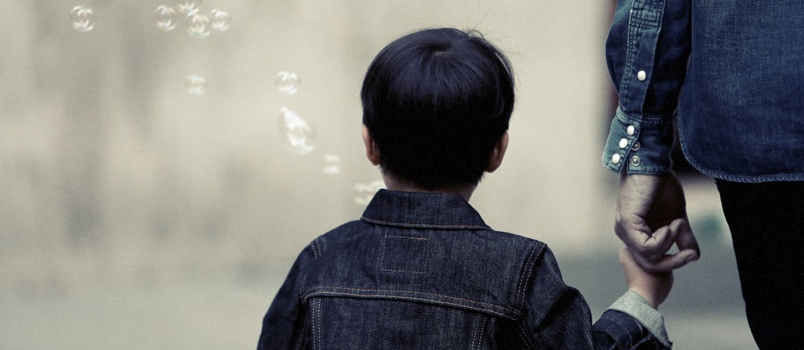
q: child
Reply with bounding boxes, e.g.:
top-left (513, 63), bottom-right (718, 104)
top-left (258, 28), bottom-right (674, 349)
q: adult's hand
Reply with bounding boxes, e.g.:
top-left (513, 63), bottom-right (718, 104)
top-left (615, 172), bottom-right (700, 273)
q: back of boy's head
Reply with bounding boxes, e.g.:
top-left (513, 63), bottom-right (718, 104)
top-left (361, 28), bottom-right (515, 190)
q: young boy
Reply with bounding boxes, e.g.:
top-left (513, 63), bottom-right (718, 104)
top-left (258, 28), bottom-right (674, 349)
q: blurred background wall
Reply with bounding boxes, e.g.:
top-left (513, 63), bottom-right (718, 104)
top-left (0, 0), bottom-right (755, 349)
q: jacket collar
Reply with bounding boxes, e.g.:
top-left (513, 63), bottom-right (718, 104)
top-left (360, 189), bottom-right (489, 229)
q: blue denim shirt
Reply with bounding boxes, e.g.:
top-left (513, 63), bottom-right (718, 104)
top-left (258, 190), bottom-right (670, 349)
top-left (602, 0), bottom-right (804, 182)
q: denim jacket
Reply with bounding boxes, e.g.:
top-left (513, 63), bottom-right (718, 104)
top-left (602, 0), bottom-right (804, 182)
top-left (258, 190), bottom-right (670, 349)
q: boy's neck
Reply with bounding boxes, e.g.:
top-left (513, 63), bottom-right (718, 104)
top-left (382, 173), bottom-right (477, 202)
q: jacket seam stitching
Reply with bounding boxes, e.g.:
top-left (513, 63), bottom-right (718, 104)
top-left (516, 243), bottom-right (544, 308)
top-left (306, 286), bottom-right (517, 312)
top-left (305, 290), bottom-right (515, 318)
top-left (516, 323), bottom-right (537, 350)
top-left (361, 216), bottom-right (488, 229)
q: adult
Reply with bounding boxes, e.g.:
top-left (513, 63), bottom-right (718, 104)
top-left (602, 1), bottom-right (804, 348)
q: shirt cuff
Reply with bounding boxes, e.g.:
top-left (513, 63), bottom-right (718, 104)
top-left (601, 107), bottom-right (675, 175)
top-left (608, 290), bottom-right (671, 348)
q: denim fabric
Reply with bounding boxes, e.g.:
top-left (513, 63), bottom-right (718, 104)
top-left (258, 190), bottom-right (669, 349)
top-left (602, 0), bottom-right (804, 182)
top-left (602, 0), bottom-right (690, 175)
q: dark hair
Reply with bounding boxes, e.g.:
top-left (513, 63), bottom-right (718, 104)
top-left (361, 28), bottom-right (515, 189)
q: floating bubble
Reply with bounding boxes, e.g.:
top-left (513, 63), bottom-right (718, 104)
top-left (276, 71), bottom-right (300, 95)
top-left (280, 108), bottom-right (314, 155)
top-left (209, 9), bottom-right (230, 32)
top-left (155, 5), bottom-right (178, 31)
top-left (186, 13), bottom-right (211, 39)
top-left (353, 181), bottom-right (384, 205)
top-left (70, 6), bottom-right (96, 32)
top-left (322, 154), bottom-right (342, 175)
top-left (186, 75), bottom-right (207, 95)
top-left (174, 0), bottom-right (202, 15)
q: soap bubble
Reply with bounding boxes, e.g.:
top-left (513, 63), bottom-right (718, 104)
top-left (276, 71), bottom-right (300, 95)
top-left (209, 9), bottom-right (230, 32)
top-left (353, 181), bottom-right (384, 205)
top-left (70, 6), bottom-right (96, 32)
top-left (322, 154), bottom-right (342, 175)
top-left (174, 0), bottom-right (202, 15)
top-left (279, 108), bottom-right (314, 155)
top-left (186, 13), bottom-right (211, 39)
top-left (155, 5), bottom-right (178, 31)
top-left (186, 75), bottom-right (207, 95)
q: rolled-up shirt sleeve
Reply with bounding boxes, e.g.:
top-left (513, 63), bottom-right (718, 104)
top-left (602, 0), bottom-right (692, 174)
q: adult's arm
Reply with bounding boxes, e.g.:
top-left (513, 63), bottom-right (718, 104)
top-left (602, 0), bottom-right (699, 272)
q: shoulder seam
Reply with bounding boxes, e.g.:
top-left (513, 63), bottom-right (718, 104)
top-left (516, 242), bottom-right (545, 309)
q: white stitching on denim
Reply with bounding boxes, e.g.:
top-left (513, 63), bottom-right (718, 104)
top-left (517, 323), bottom-right (537, 350)
top-left (379, 234), bottom-right (429, 274)
top-left (316, 299), bottom-right (322, 350)
top-left (516, 243), bottom-right (539, 307)
top-left (481, 315), bottom-right (489, 349)
top-left (306, 286), bottom-right (518, 315)
top-left (522, 244), bottom-right (546, 307)
top-left (475, 315), bottom-right (488, 349)
top-left (361, 216), bottom-right (488, 229)
top-left (309, 299), bottom-right (317, 350)
top-left (470, 315), bottom-right (480, 350)
top-left (385, 235), bottom-right (428, 241)
top-left (306, 291), bottom-right (513, 318)
top-left (311, 238), bottom-right (322, 258)
top-left (379, 268), bottom-right (428, 274)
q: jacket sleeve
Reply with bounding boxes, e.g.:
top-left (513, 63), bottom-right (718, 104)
top-left (593, 292), bottom-right (672, 349)
top-left (602, 0), bottom-right (692, 175)
top-left (518, 246), bottom-right (670, 349)
top-left (257, 243), bottom-right (317, 350)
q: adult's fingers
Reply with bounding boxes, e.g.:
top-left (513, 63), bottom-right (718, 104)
top-left (674, 217), bottom-right (701, 261)
top-left (623, 219), bottom-right (698, 273)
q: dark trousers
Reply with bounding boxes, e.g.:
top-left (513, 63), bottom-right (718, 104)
top-left (716, 180), bottom-right (804, 350)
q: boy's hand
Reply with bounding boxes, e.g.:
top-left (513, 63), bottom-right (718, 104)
top-left (619, 248), bottom-right (673, 309)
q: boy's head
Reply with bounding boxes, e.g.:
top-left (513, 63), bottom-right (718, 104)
top-left (361, 28), bottom-right (515, 190)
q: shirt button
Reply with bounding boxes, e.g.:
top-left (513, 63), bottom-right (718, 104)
top-left (632, 141), bottom-right (641, 151)
top-left (627, 125), bottom-right (635, 136)
top-left (612, 153), bottom-right (621, 164)
top-left (637, 70), bottom-right (647, 81)
top-left (630, 155), bottom-right (641, 167)
top-left (619, 138), bottom-right (628, 149)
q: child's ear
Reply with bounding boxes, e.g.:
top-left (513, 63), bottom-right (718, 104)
top-left (486, 132), bottom-right (509, 173)
top-left (362, 125), bottom-right (381, 166)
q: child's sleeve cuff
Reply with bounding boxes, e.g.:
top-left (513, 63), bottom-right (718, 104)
top-left (608, 290), bottom-right (671, 348)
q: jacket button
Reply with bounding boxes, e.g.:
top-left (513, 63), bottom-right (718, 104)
top-left (619, 138), bottom-right (628, 149)
top-left (612, 153), bottom-right (621, 164)
top-left (632, 141), bottom-right (641, 151)
top-left (630, 155), bottom-right (641, 167)
top-left (637, 70), bottom-right (647, 81)
top-left (627, 125), bottom-right (635, 136)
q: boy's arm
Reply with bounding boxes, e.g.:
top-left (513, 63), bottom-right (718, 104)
top-left (257, 244), bottom-right (317, 350)
top-left (519, 246), bottom-right (670, 349)
top-left (593, 248), bottom-right (673, 348)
